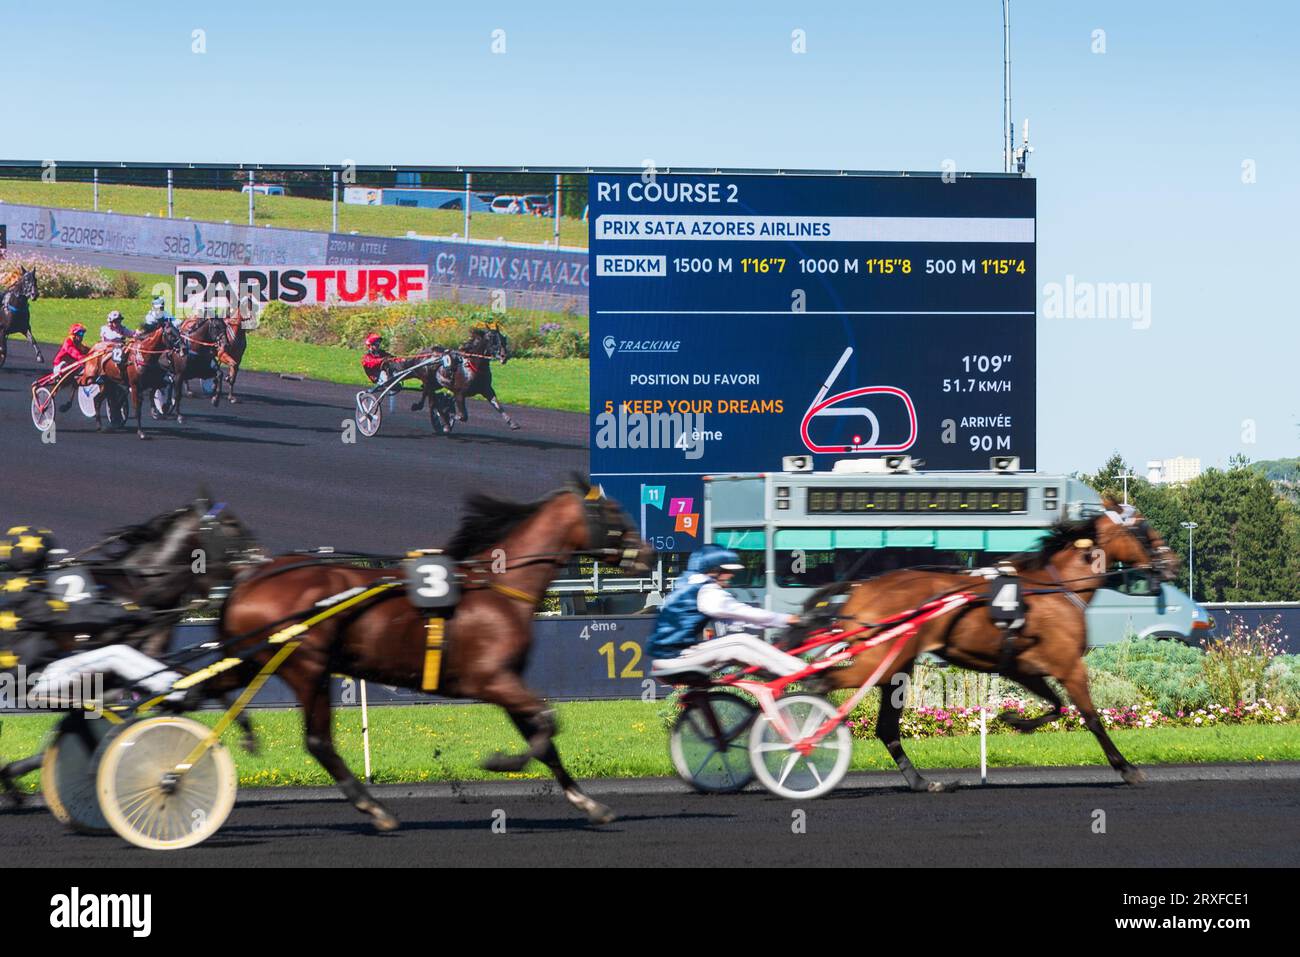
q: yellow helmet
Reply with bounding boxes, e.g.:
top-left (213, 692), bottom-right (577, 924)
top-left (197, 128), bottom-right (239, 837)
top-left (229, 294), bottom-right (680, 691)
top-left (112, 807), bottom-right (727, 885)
top-left (0, 527), bottom-right (56, 572)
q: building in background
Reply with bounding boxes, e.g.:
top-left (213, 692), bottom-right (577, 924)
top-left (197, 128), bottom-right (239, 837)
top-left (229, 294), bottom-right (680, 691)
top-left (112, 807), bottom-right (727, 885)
top-left (1146, 456), bottom-right (1202, 485)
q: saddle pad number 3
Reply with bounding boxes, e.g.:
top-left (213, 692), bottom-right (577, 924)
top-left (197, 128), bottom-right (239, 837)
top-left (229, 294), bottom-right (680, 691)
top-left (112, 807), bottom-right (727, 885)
top-left (988, 575), bottom-right (1025, 628)
top-left (404, 556), bottom-right (460, 609)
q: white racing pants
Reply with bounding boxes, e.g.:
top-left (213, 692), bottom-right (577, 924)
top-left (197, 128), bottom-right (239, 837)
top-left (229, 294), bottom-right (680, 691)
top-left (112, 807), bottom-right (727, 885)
top-left (31, 645), bottom-right (184, 704)
top-left (652, 633), bottom-right (806, 679)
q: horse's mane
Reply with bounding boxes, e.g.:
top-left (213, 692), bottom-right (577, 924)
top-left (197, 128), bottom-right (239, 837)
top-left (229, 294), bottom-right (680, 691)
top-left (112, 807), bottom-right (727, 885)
top-left (445, 492), bottom-right (551, 559)
top-left (106, 507), bottom-right (189, 551)
top-left (1016, 514), bottom-right (1099, 570)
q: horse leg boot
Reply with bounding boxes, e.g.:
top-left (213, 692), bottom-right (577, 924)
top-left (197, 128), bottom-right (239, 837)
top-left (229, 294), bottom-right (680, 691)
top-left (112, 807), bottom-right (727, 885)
top-left (487, 392), bottom-right (520, 430)
top-left (1060, 662), bottom-right (1144, 784)
top-left (302, 686), bottom-right (399, 830)
top-left (225, 364), bottom-right (239, 404)
top-left (507, 712), bottom-right (616, 825)
top-left (877, 688), bottom-right (958, 793)
top-left (998, 671), bottom-right (1068, 733)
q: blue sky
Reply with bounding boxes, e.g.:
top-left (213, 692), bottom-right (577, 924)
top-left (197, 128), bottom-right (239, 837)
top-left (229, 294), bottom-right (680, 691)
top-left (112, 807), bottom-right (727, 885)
top-left (10, 1), bottom-right (1298, 473)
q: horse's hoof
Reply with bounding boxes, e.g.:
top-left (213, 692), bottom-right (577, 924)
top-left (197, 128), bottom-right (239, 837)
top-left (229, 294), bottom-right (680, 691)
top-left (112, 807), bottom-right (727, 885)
top-left (998, 712), bottom-right (1036, 733)
top-left (509, 422), bottom-right (521, 430)
top-left (587, 802), bottom-right (616, 825)
top-left (176, 414), bottom-right (184, 425)
top-left (371, 809), bottom-right (400, 831)
top-left (1121, 766), bottom-right (1146, 785)
top-left (228, 396), bottom-right (238, 405)
top-left (137, 431), bottom-right (147, 440)
top-left (482, 752), bottom-right (529, 773)
top-left (357, 800), bottom-right (401, 831)
top-left (240, 737), bottom-right (260, 756)
top-left (927, 779), bottom-right (960, 793)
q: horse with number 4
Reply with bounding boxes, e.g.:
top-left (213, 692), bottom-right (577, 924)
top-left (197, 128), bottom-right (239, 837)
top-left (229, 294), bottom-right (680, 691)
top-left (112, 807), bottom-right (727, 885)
top-left (669, 500), bottom-right (1176, 799)
top-left (804, 499), bottom-right (1178, 792)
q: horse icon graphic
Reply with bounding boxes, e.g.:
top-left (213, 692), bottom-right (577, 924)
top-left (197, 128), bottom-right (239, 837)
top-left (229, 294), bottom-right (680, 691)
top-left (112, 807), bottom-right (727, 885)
top-left (799, 346), bottom-right (917, 454)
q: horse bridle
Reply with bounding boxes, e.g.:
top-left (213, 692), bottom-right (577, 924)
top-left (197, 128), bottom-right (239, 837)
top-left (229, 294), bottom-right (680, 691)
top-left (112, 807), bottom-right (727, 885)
top-left (578, 487), bottom-right (641, 568)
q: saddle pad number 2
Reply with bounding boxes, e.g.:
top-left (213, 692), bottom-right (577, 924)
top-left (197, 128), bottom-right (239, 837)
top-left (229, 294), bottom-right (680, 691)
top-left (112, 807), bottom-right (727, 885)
top-left (51, 569), bottom-right (95, 604)
top-left (404, 556), bottom-right (461, 609)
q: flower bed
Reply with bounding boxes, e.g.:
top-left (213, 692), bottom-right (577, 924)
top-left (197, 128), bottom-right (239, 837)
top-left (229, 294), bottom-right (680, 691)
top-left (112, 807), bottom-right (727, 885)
top-left (848, 697), bottom-right (1293, 739)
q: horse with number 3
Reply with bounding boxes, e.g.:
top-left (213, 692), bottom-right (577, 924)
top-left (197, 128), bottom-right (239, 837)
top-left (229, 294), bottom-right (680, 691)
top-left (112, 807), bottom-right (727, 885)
top-left (208, 479), bottom-right (653, 828)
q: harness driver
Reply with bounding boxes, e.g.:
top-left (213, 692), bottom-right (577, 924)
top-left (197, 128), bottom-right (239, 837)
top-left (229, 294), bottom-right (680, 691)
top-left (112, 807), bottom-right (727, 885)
top-left (0, 527), bottom-right (187, 709)
top-left (647, 544), bottom-right (804, 680)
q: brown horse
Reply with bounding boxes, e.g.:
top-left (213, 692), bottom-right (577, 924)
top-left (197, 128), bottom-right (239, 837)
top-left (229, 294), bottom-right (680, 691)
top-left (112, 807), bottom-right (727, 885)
top-left (211, 480), bottom-right (653, 828)
top-left (121, 324), bottom-right (187, 438)
top-left (807, 501), bottom-right (1176, 791)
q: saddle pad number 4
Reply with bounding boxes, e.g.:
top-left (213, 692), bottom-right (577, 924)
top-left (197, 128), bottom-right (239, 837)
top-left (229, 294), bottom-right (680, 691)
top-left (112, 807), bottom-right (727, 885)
top-left (988, 575), bottom-right (1025, 628)
top-left (404, 556), bottom-right (460, 609)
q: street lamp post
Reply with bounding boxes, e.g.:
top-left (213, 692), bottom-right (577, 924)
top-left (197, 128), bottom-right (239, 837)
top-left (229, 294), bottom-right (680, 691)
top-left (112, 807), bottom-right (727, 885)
top-left (1181, 521), bottom-right (1198, 599)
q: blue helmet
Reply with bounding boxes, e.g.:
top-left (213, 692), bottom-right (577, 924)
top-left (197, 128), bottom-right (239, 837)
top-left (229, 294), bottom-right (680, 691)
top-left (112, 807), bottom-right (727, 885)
top-left (687, 544), bottom-right (743, 574)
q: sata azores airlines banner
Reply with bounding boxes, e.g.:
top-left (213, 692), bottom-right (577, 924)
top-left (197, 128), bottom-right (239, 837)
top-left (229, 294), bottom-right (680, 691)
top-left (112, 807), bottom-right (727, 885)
top-left (0, 203), bottom-right (326, 264)
top-left (589, 173), bottom-right (1036, 549)
top-left (326, 233), bottom-right (589, 304)
top-left (177, 265), bottom-right (430, 309)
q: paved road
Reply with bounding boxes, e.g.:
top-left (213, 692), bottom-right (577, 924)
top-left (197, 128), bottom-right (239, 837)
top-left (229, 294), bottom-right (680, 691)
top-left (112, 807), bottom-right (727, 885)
top-left (6, 766), bottom-right (1298, 867)
top-left (0, 346), bottom-right (588, 553)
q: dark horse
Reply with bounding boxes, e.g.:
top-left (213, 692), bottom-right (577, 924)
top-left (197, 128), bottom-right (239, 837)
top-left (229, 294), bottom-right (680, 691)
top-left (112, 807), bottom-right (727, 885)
top-left (209, 479), bottom-right (652, 829)
top-left (0, 266), bottom-right (41, 369)
top-left (806, 501), bottom-right (1177, 792)
top-left (180, 297), bottom-right (250, 405)
top-left (409, 325), bottom-right (520, 433)
top-left (0, 497), bottom-right (264, 802)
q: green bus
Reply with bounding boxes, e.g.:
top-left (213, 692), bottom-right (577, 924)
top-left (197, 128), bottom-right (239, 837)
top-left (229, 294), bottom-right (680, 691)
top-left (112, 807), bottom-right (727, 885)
top-left (702, 456), bottom-right (1207, 646)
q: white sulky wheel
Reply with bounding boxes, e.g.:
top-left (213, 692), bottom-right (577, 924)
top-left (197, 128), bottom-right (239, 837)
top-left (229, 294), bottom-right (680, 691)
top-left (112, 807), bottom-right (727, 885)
top-left (31, 386), bottom-right (56, 432)
top-left (748, 694), bottom-right (852, 800)
top-left (96, 716), bottom-right (237, 851)
top-left (77, 383), bottom-right (100, 418)
top-left (153, 384), bottom-right (174, 417)
top-left (670, 691), bottom-right (758, 793)
top-left (41, 714), bottom-right (114, 833)
top-left (355, 391), bottom-right (382, 437)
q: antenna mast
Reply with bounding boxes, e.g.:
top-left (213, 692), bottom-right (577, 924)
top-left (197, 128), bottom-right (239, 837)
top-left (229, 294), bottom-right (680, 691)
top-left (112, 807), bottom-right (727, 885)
top-left (1002, 0), bottom-right (1012, 173)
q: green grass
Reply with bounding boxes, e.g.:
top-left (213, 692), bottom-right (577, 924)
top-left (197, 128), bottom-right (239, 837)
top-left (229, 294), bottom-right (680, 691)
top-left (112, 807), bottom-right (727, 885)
top-left (2, 702), bottom-right (1295, 793)
top-left (0, 180), bottom-right (589, 247)
top-left (25, 295), bottom-right (590, 414)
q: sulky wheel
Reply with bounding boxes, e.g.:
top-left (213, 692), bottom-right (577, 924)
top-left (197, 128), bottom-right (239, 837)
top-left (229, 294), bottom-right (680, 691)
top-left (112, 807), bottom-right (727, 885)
top-left (355, 391), bottom-right (382, 437)
top-left (670, 691), bottom-right (759, 793)
top-left (77, 383), bottom-right (100, 418)
top-left (31, 385), bottom-right (55, 431)
top-left (748, 694), bottom-right (852, 800)
top-left (95, 716), bottom-right (237, 851)
top-left (41, 712), bottom-right (115, 833)
top-left (152, 382), bottom-right (176, 417)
